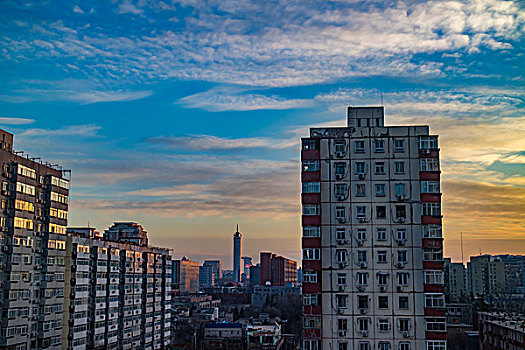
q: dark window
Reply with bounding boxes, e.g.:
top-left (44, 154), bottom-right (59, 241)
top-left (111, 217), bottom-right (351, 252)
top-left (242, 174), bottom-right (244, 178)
top-left (399, 297), bottom-right (409, 309)
top-left (376, 206), bottom-right (386, 219)
top-left (395, 205), bottom-right (406, 218)
top-left (358, 295), bottom-right (368, 309)
top-left (378, 296), bottom-right (389, 309)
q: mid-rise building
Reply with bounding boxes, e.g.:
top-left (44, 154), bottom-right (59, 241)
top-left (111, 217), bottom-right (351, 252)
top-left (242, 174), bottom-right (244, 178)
top-left (301, 107), bottom-right (446, 349)
top-left (200, 265), bottom-right (215, 288)
top-left (203, 260), bottom-right (222, 281)
top-left (260, 252), bottom-right (297, 287)
top-left (173, 257), bottom-right (199, 293)
top-left (495, 254), bottom-right (525, 293)
top-left (444, 258), bottom-right (466, 302)
top-left (0, 128), bottom-right (70, 350)
top-left (478, 312), bottom-right (525, 350)
top-left (467, 255), bottom-right (505, 298)
top-left (104, 222), bottom-right (148, 247)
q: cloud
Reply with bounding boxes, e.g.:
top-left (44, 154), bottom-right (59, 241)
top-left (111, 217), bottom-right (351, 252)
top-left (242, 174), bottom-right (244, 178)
top-left (0, 116), bottom-right (35, 125)
top-left (21, 124), bottom-right (101, 137)
top-left (73, 4), bottom-right (84, 14)
top-left (178, 88), bottom-right (313, 111)
top-left (147, 134), bottom-right (297, 150)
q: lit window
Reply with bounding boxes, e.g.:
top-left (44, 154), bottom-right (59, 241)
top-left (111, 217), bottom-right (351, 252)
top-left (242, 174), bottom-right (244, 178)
top-left (302, 182), bottom-right (320, 193)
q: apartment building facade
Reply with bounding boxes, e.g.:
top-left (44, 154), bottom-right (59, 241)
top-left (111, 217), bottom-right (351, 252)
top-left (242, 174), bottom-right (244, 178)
top-left (260, 252), bottom-right (298, 287)
top-left (444, 258), bottom-right (466, 302)
top-left (0, 128), bottom-right (70, 350)
top-left (301, 107), bottom-right (446, 350)
top-left (467, 255), bottom-right (505, 298)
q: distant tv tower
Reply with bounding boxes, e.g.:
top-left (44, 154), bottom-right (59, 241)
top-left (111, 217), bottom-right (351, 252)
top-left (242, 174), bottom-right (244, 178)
top-left (233, 225), bottom-right (242, 283)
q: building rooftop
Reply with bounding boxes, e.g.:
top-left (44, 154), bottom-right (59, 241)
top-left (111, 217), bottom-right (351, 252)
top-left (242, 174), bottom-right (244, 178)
top-left (480, 312), bottom-right (525, 333)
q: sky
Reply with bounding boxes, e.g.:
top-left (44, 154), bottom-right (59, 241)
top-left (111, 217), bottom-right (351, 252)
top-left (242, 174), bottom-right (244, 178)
top-left (0, 0), bottom-right (524, 268)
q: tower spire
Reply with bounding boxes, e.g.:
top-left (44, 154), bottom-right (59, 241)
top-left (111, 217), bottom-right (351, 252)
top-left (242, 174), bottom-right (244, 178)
top-left (236, 224), bottom-right (239, 232)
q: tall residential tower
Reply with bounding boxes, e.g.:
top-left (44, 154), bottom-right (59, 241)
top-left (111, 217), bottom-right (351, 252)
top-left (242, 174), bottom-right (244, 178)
top-left (301, 107), bottom-right (446, 350)
top-left (233, 225), bottom-right (242, 283)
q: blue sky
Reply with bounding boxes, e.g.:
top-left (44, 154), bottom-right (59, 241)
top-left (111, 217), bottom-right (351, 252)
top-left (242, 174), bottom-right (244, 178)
top-left (0, 0), bottom-right (524, 267)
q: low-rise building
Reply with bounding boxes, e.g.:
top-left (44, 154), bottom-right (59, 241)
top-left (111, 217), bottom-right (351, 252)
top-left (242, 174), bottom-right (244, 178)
top-left (479, 312), bottom-right (525, 350)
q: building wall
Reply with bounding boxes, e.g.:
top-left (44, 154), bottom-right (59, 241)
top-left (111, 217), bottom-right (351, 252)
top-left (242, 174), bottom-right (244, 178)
top-left (177, 259), bottom-right (200, 293)
top-left (301, 107), bottom-right (446, 349)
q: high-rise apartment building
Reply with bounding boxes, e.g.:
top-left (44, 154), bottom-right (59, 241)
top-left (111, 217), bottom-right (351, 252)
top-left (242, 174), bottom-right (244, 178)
top-left (301, 107), bottom-right (446, 350)
top-left (199, 265), bottom-right (215, 288)
top-left (467, 255), bottom-right (505, 298)
top-left (233, 226), bottom-right (242, 283)
top-left (104, 222), bottom-right (148, 247)
top-left (173, 257), bottom-right (199, 293)
top-left (0, 128), bottom-right (70, 350)
top-left (444, 258), bottom-right (466, 302)
top-left (260, 252), bottom-right (298, 287)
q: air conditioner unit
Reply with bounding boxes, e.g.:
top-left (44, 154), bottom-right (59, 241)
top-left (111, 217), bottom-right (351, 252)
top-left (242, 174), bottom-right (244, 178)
top-left (339, 262), bottom-right (347, 268)
top-left (358, 217), bottom-right (367, 223)
top-left (357, 239), bottom-right (364, 246)
top-left (397, 285), bottom-right (403, 292)
top-left (337, 218), bottom-right (346, 223)
top-left (380, 285), bottom-right (387, 292)
top-left (357, 286), bottom-right (365, 292)
top-left (336, 151), bottom-right (344, 158)
top-left (359, 308), bottom-right (368, 314)
top-left (396, 195), bottom-right (406, 201)
top-left (397, 217), bottom-right (406, 223)
top-left (35, 265), bottom-right (42, 270)
top-left (422, 149), bottom-right (431, 155)
top-left (0, 226), bottom-right (7, 232)
top-left (338, 330), bottom-right (346, 337)
top-left (358, 173), bottom-right (365, 180)
top-left (397, 262), bottom-right (405, 269)
top-left (338, 285), bottom-right (345, 291)
top-left (335, 173), bottom-right (344, 180)
top-left (0, 282), bottom-right (4, 288)
top-left (0, 263), bottom-right (5, 269)
top-left (403, 332), bottom-right (410, 338)
top-left (396, 239), bottom-right (406, 246)
top-left (32, 315), bottom-right (38, 320)
top-left (336, 239), bottom-right (346, 245)
top-left (362, 331), bottom-right (369, 337)
top-left (337, 308), bottom-right (345, 314)
top-left (338, 195), bottom-right (346, 201)
top-left (35, 248), bottom-right (43, 253)
top-left (360, 262), bottom-right (367, 269)
top-left (2, 246), bottom-right (9, 252)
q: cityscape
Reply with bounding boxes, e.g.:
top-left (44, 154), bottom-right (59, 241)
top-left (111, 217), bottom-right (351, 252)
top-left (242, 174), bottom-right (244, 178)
top-left (1, 0), bottom-right (524, 350)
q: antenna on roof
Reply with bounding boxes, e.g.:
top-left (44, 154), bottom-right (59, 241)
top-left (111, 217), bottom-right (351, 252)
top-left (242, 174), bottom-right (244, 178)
top-left (380, 92), bottom-right (383, 106)
top-left (461, 231), bottom-right (464, 265)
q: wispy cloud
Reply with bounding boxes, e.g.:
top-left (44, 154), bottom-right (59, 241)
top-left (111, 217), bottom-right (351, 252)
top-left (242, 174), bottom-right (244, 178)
top-left (21, 124), bottom-right (101, 137)
top-left (0, 116), bottom-right (35, 125)
top-left (147, 134), bottom-right (297, 150)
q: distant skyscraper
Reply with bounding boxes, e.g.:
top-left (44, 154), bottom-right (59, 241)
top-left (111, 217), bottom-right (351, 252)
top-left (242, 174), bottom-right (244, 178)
top-left (233, 225), bottom-right (242, 282)
top-left (242, 256), bottom-right (253, 280)
top-left (301, 107), bottom-right (446, 349)
top-left (203, 260), bottom-right (222, 281)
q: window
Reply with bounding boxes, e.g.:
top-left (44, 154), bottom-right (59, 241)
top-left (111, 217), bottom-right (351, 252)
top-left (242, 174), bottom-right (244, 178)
top-left (374, 139), bottom-right (385, 152)
top-left (396, 205), bottom-right (406, 219)
top-left (356, 228), bottom-right (366, 241)
top-left (50, 192), bottom-right (68, 204)
top-left (394, 161), bottom-right (405, 174)
top-left (426, 318), bottom-right (446, 332)
top-left (302, 204), bottom-right (319, 216)
top-left (357, 250), bottom-right (367, 263)
top-left (337, 273), bottom-right (346, 286)
top-left (426, 341), bottom-right (446, 350)
top-left (303, 271), bottom-right (318, 283)
top-left (303, 340), bottom-right (320, 350)
top-left (336, 207), bottom-right (346, 221)
top-left (302, 139), bottom-right (318, 150)
top-left (397, 272), bottom-right (409, 286)
top-left (357, 318), bottom-right (369, 331)
top-left (423, 203), bottom-right (441, 217)
top-left (399, 343), bottom-right (410, 350)
top-left (335, 140), bottom-right (346, 154)
top-left (355, 140), bottom-right (365, 153)
top-left (303, 248), bottom-right (320, 260)
top-left (375, 184), bottom-right (386, 197)
top-left (336, 294), bottom-right (348, 308)
top-left (421, 181), bottom-right (440, 194)
top-left (356, 272), bottom-right (368, 286)
top-left (17, 165), bottom-right (36, 179)
top-left (396, 229), bottom-right (407, 241)
top-left (355, 162), bottom-right (366, 174)
top-left (15, 199), bottom-right (34, 212)
top-left (336, 250), bottom-right (348, 264)
top-left (303, 226), bottom-right (320, 237)
top-left (422, 225), bottom-right (442, 238)
top-left (377, 251), bottom-right (387, 264)
top-left (338, 318), bottom-right (348, 331)
top-left (376, 206), bottom-right (386, 219)
top-left (356, 206), bottom-right (366, 219)
top-left (302, 160), bottom-right (319, 172)
top-left (378, 342), bottom-right (391, 350)
top-left (397, 251), bottom-right (408, 264)
top-left (378, 319), bottom-right (390, 332)
top-left (420, 158), bottom-right (440, 171)
top-left (399, 296), bottom-right (409, 309)
top-left (14, 217), bottom-right (33, 230)
top-left (303, 182), bottom-right (320, 193)
top-left (359, 342), bottom-right (370, 350)
top-left (423, 249), bottom-right (443, 261)
top-left (378, 296), bottom-right (388, 309)
top-left (376, 228), bottom-right (387, 241)
top-left (358, 295), bottom-right (368, 309)
top-left (377, 273), bottom-right (389, 286)
top-left (425, 294), bottom-right (445, 308)
top-left (424, 271), bottom-right (444, 285)
top-left (356, 184), bottom-right (366, 197)
top-left (335, 162), bottom-right (346, 177)
top-left (394, 139), bottom-right (405, 152)
top-left (375, 162), bottom-right (385, 175)
top-left (335, 184), bottom-right (347, 197)
top-left (303, 294), bottom-right (318, 305)
top-left (420, 136), bottom-right (438, 150)
top-left (336, 228), bottom-right (346, 241)
top-left (394, 183), bottom-right (406, 197)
